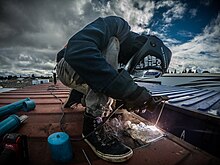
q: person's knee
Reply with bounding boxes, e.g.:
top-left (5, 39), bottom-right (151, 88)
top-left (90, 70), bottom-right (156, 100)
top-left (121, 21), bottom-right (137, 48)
top-left (56, 58), bottom-right (76, 87)
top-left (104, 37), bottom-right (120, 69)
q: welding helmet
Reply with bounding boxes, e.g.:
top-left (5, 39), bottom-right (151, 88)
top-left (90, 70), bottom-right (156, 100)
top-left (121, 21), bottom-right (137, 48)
top-left (124, 34), bottom-right (172, 78)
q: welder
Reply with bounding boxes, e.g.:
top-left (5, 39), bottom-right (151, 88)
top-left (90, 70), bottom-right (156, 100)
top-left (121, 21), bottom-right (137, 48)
top-left (56, 16), bottom-right (172, 162)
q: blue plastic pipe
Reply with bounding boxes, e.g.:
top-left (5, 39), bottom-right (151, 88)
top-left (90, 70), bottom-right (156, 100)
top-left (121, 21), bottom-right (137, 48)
top-left (0, 98), bottom-right (35, 117)
top-left (0, 115), bottom-right (21, 136)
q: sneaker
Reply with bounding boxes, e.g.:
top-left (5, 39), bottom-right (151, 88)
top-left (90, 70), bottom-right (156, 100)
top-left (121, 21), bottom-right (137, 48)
top-left (63, 89), bottom-right (84, 108)
top-left (82, 113), bottom-right (133, 162)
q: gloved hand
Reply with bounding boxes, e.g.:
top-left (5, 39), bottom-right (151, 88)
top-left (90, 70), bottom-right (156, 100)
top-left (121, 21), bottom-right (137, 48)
top-left (146, 95), bottom-right (169, 112)
top-left (123, 86), bottom-right (168, 112)
top-left (123, 86), bottom-right (152, 111)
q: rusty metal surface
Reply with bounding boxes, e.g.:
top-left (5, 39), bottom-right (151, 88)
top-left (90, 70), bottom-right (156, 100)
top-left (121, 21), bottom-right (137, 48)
top-left (0, 81), bottom-right (219, 164)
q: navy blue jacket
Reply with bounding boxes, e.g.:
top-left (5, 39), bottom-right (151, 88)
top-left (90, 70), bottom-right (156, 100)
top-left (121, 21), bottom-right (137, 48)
top-left (64, 16), bottom-right (139, 99)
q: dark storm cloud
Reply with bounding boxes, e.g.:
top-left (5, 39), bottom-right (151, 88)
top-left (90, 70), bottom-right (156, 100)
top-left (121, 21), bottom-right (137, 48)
top-left (0, 0), bottom-right (97, 49)
top-left (0, 0), bottom-right (156, 76)
top-left (0, 0), bottom-right (102, 76)
top-left (0, 0), bottom-right (219, 76)
top-left (0, 46), bottom-right (57, 75)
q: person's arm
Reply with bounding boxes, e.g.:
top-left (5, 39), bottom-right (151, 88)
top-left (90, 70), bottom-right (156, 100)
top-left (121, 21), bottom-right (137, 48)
top-left (64, 16), bottom-right (154, 110)
top-left (56, 47), bottom-right (65, 63)
top-left (64, 16), bottom-right (133, 94)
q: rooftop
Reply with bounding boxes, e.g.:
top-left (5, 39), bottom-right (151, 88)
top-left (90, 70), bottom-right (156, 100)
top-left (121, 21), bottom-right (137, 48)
top-left (0, 81), bottom-right (220, 164)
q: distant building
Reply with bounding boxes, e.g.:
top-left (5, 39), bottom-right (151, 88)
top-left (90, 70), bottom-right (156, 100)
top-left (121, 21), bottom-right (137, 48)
top-left (202, 70), bottom-right (210, 73)
top-left (32, 78), bottom-right (49, 85)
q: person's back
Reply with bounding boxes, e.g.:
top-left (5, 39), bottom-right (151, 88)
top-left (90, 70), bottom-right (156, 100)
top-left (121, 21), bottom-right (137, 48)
top-left (56, 15), bottom-right (172, 163)
top-left (64, 16), bottom-right (133, 93)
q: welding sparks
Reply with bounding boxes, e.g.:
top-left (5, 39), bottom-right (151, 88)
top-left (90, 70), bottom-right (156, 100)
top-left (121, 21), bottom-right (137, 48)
top-left (147, 125), bottom-right (160, 132)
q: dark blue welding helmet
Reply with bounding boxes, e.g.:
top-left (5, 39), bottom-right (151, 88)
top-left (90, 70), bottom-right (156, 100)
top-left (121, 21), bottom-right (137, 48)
top-left (124, 34), bottom-right (172, 78)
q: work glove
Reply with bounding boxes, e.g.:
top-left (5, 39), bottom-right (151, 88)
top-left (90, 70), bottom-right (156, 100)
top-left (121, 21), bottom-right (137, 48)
top-left (123, 86), bottom-right (168, 112)
top-left (103, 69), bottom-right (168, 112)
top-left (145, 95), bottom-right (169, 112)
top-left (123, 86), bottom-right (152, 111)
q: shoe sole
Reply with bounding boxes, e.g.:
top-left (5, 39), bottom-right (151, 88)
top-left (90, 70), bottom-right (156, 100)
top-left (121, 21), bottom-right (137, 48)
top-left (82, 134), bottom-right (133, 163)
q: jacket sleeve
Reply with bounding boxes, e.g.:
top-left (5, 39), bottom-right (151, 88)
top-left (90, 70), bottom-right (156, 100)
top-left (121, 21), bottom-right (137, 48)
top-left (56, 48), bottom-right (65, 63)
top-left (64, 16), bottom-right (138, 99)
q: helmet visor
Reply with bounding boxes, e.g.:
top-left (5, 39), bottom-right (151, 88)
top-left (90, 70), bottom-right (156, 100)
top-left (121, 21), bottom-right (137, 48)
top-left (130, 54), bottom-right (163, 78)
top-left (124, 35), bottom-right (172, 78)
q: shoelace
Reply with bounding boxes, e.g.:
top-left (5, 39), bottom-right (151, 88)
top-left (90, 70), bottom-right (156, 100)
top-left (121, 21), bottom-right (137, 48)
top-left (95, 119), bottom-right (119, 146)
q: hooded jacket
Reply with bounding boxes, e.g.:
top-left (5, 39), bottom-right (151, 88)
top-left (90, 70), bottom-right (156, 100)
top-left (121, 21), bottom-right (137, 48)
top-left (63, 16), bottom-right (140, 100)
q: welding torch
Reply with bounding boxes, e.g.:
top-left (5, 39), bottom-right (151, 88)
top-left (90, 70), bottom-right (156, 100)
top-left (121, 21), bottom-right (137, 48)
top-left (132, 95), bottom-right (169, 114)
top-left (134, 95), bottom-right (169, 126)
top-left (151, 95), bottom-right (169, 126)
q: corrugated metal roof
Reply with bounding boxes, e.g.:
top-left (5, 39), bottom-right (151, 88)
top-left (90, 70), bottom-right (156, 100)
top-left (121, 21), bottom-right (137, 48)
top-left (137, 82), bottom-right (220, 158)
top-left (0, 81), bottom-right (219, 164)
top-left (137, 82), bottom-right (220, 116)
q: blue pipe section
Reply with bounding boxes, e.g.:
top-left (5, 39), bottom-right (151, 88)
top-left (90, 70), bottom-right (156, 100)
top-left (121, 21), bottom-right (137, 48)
top-left (23, 99), bottom-right (36, 112)
top-left (0, 98), bottom-right (36, 117)
top-left (0, 115), bottom-right (21, 136)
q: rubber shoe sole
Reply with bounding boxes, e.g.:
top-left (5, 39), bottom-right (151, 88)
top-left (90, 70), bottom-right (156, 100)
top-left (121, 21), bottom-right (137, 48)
top-left (82, 134), bottom-right (133, 162)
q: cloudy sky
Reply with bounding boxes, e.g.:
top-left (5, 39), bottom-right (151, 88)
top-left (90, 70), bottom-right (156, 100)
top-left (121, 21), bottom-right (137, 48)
top-left (0, 0), bottom-right (219, 76)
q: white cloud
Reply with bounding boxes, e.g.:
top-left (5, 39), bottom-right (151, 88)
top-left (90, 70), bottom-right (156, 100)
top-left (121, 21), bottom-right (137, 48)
top-left (0, 0), bottom-right (219, 76)
top-left (92, 0), bottom-right (156, 33)
top-left (0, 0), bottom-right (157, 76)
top-left (156, 0), bottom-right (175, 8)
top-left (189, 8), bottom-right (197, 18)
top-left (156, 0), bottom-right (187, 24)
top-left (0, 46), bottom-right (57, 76)
top-left (169, 13), bottom-right (220, 73)
top-left (177, 30), bottom-right (194, 38)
